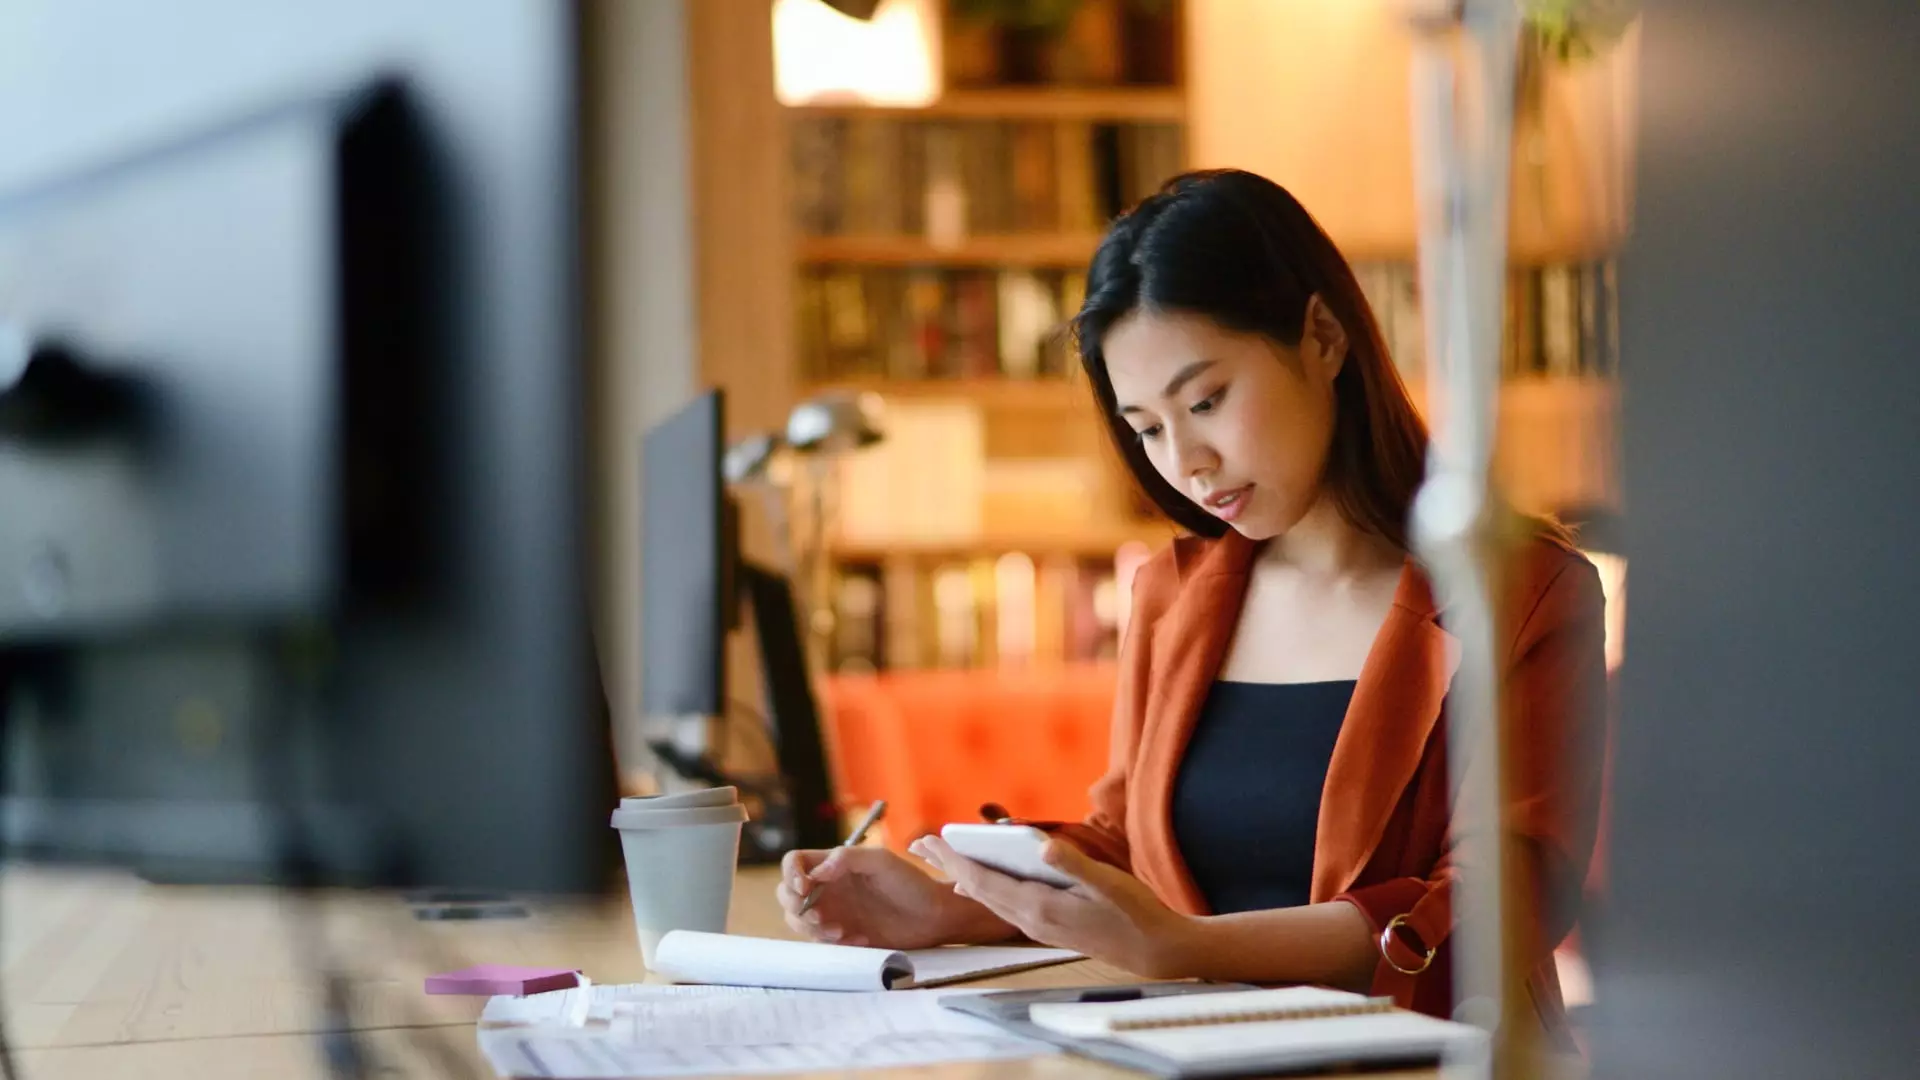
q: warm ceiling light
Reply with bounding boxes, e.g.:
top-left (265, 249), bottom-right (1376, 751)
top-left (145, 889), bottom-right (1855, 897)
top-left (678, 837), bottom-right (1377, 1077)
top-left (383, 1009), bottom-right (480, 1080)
top-left (772, 0), bottom-right (941, 108)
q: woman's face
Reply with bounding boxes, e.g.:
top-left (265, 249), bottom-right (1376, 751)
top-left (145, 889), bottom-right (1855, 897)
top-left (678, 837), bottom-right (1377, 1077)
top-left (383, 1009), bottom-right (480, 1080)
top-left (1102, 302), bottom-right (1347, 540)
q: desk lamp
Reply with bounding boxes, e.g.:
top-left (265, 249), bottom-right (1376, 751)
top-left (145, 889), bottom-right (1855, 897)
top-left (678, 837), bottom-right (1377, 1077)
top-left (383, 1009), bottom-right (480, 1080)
top-left (724, 391), bottom-right (884, 668)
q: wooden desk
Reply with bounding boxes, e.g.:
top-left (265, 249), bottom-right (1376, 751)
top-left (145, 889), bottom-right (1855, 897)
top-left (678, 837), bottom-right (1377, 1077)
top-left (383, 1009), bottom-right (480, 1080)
top-left (1, 866), bottom-right (1439, 1080)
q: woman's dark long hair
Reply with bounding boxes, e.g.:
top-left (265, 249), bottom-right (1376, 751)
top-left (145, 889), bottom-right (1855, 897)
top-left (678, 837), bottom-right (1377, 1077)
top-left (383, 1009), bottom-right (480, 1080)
top-left (1072, 169), bottom-right (1431, 551)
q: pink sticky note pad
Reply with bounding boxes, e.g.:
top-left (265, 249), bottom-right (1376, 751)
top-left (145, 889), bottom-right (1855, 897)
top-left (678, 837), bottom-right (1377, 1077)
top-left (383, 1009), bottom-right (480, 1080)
top-left (425, 965), bottom-right (582, 996)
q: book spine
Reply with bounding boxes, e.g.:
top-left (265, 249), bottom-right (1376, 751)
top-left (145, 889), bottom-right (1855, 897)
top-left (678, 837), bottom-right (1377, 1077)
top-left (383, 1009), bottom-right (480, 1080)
top-left (842, 117), bottom-right (885, 236)
top-left (905, 269), bottom-right (950, 379)
top-left (924, 123), bottom-right (968, 248)
top-left (1055, 121), bottom-right (1099, 233)
top-left (899, 123), bottom-right (928, 237)
top-left (795, 269), bottom-right (829, 382)
top-left (993, 552), bottom-right (1038, 669)
top-left (1090, 124), bottom-right (1126, 220)
top-left (821, 270), bottom-right (874, 380)
top-left (830, 564), bottom-right (885, 675)
top-left (1540, 263), bottom-right (1577, 377)
top-left (933, 563), bottom-right (978, 669)
top-left (953, 272), bottom-right (1000, 378)
top-left (791, 117), bottom-right (841, 236)
top-left (881, 556), bottom-right (923, 670)
top-left (870, 271), bottom-right (921, 380)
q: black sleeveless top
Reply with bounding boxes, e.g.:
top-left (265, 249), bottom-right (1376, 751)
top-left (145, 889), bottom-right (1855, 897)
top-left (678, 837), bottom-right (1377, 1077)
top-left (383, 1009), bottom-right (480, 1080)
top-left (1168, 680), bottom-right (1355, 914)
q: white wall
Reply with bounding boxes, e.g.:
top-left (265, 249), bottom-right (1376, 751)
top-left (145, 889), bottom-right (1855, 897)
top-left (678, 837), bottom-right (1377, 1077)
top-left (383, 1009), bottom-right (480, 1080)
top-left (583, 0), bottom-right (703, 781)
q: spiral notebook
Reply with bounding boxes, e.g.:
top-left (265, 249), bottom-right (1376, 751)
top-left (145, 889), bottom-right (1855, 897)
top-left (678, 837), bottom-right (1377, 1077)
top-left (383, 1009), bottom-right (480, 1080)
top-left (1025, 986), bottom-right (1484, 1079)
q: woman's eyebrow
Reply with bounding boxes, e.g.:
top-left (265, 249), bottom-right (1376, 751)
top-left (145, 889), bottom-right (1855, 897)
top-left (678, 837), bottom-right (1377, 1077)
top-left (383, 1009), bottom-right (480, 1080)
top-left (1117, 359), bottom-right (1218, 415)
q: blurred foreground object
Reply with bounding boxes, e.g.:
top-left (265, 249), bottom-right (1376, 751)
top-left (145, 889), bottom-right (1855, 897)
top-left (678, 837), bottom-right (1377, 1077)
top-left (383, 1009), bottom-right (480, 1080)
top-left (1588, 3), bottom-right (1920, 1078)
top-left (0, 1), bottom-right (607, 893)
top-left (1405, 1), bottom-right (1537, 1076)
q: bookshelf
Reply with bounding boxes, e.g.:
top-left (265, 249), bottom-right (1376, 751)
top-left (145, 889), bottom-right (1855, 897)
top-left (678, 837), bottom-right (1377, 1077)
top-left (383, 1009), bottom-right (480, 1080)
top-left (784, 0), bottom-right (1187, 674)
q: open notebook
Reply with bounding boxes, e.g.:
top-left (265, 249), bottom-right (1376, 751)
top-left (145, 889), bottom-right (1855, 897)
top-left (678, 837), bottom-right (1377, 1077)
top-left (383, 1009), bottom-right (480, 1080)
top-left (1025, 986), bottom-right (1485, 1079)
top-left (650, 931), bottom-right (1079, 992)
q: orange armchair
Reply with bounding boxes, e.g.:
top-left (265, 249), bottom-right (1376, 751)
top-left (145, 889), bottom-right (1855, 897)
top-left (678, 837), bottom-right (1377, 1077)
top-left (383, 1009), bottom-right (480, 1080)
top-left (817, 665), bottom-right (1118, 851)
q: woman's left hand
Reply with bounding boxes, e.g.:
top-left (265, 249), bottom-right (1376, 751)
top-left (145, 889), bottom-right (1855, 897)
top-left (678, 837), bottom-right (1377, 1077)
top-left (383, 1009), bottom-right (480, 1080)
top-left (907, 834), bottom-right (1202, 979)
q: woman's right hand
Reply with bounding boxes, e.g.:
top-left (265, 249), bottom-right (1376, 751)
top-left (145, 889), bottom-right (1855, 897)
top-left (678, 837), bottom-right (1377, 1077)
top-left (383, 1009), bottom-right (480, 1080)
top-left (776, 845), bottom-right (1016, 950)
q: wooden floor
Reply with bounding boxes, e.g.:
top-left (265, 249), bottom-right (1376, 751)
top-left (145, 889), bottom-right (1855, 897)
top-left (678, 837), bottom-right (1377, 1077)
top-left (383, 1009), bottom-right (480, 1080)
top-left (0, 865), bottom-right (1440, 1079)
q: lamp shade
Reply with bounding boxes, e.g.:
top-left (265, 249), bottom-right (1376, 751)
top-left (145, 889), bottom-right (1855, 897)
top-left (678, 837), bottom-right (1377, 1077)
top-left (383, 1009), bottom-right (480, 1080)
top-left (772, 0), bottom-right (941, 107)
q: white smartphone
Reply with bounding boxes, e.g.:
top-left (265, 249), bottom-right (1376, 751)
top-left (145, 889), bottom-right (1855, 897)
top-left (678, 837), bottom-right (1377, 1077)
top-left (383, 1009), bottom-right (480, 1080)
top-left (938, 823), bottom-right (1079, 888)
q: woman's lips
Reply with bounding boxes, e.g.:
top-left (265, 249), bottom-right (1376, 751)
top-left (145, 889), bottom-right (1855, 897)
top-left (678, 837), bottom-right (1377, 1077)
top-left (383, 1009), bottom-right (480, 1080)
top-left (1204, 484), bottom-right (1253, 522)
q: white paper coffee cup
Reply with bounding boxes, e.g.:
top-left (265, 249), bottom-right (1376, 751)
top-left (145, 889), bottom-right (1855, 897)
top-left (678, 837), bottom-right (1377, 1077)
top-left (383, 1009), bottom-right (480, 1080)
top-left (611, 800), bottom-right (748, 968)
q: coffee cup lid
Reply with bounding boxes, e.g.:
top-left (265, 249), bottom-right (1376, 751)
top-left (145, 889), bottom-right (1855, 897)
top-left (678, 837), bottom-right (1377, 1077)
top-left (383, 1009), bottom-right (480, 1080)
top-left (610, 801), bottom-right (749, 831)
top-left (619, 786), bottom-right (738, 811)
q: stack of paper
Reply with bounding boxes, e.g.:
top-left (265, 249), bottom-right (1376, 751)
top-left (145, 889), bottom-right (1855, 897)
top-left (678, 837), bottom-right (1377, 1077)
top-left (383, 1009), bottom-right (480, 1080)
top-left (478, 984), bottom-right (1055, 1079)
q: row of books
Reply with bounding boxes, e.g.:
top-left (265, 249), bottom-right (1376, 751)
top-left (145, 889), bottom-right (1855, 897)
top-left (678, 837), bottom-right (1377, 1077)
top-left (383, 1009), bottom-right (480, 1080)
top-left (1347, 259), bottom-right (1624, 385)
top-left (799, 257), bottom-right (1617, 389)
top-left (1503, 261), bottom-right (1622, 378)
top-left (792, 118), bottom-right (1183, 239)
top-left (797, 267), bottom-right (1087, 383)
top-left (826, 548), bottom-right (1155, 673)
top-left (942, 0), bottom-right (1182, 89)
top-left (1352, 261), bottom-right (1427, 387)
top-left (799, 258), bottom-right (1617, 387)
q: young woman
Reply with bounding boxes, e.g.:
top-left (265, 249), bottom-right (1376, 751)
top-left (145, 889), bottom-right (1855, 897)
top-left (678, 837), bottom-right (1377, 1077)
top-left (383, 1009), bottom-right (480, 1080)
top-left (776, 169), bottom-right (1605, 1032)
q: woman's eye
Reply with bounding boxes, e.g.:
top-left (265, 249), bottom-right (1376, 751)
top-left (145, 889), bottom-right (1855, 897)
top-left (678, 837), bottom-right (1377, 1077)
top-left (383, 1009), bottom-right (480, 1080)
top-left (1191, 388), bottom-right (1225, 415)
top-left (1133, 424), bottom-right (1162, 442)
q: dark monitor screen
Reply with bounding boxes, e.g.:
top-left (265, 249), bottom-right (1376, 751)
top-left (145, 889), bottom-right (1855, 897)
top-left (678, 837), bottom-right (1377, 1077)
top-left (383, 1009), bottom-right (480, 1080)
top-left (637, 390), bottom-right (840, 853)
top-left (640, 390), bottom-right (730, 723)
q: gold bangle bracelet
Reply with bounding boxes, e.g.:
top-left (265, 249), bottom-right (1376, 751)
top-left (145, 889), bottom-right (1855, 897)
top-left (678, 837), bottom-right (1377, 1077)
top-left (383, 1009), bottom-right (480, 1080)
top-left (1380, 912), bottom-right (1438, 975)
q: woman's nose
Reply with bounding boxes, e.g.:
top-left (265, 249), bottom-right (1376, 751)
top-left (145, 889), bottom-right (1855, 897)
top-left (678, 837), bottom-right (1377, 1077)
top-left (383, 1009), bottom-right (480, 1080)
top-left (1168, 431), bottom-right (1218, 480)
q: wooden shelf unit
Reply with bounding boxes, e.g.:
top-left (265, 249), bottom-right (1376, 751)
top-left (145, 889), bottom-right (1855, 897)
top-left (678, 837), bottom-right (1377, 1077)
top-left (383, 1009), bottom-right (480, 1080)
top-left (829, 522), bottom-right (1173, 562)
top-left (787, 87), bottom-right (1185, 123)
top-left (801, 377), bottom-right (1094, 412)
top-left (797, 233), bottom-right (1102, 268)
top-left (786, 16), bottom-right (1193, 675)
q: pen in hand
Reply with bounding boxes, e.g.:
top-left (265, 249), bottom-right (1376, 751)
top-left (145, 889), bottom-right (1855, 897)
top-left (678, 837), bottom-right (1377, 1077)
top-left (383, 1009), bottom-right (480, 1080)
top-left (796, 799), bottom-right (887, 917)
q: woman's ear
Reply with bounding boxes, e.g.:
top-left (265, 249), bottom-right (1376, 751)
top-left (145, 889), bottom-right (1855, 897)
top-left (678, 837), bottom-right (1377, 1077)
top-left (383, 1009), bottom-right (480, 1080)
top-left (1302, 294), bottom-right (1349, 383)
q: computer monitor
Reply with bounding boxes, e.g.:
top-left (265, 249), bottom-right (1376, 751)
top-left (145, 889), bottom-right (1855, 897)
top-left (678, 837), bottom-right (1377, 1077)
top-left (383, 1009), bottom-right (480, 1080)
top-left (640, 390), bottom-right (840, 855)
top-left (0, 7), bottom-right (609, 893)
top-left (641, 391), bottom-right (733, 735)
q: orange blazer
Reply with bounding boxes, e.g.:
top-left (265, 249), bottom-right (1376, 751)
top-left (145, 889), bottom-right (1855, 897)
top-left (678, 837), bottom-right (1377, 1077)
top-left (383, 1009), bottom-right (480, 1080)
top-left (1039, 529), bottom-right (1607, 1031)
